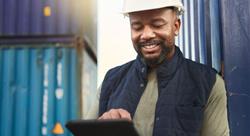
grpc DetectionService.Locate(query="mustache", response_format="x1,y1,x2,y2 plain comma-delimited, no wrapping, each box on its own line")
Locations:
138,40,163,47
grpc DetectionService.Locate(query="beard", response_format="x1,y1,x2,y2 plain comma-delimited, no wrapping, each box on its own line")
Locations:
135,39,171,66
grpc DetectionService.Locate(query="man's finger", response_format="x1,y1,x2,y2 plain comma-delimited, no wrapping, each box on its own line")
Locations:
98,108,131,121
118,109,132,121
99,112,112,120
109,109,121,119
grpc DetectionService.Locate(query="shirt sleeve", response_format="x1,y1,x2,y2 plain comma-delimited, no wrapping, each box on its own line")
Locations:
200,74,230,136
83,87,100,119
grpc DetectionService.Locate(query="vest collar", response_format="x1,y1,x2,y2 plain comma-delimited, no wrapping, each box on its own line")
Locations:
135,46,184,79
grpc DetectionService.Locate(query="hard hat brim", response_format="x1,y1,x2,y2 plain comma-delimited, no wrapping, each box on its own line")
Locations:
122,0,184,16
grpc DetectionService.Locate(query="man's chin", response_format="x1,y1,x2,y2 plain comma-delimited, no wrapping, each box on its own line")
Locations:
143,57,162,66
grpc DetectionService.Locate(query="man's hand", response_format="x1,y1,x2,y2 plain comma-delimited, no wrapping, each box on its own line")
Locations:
98,108,132,121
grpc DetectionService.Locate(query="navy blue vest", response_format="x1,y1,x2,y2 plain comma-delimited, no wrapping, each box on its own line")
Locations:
99,47,216,136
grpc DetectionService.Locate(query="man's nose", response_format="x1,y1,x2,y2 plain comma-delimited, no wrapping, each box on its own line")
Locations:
141,26,156,40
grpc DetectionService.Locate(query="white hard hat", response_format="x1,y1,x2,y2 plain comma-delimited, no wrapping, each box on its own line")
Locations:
122,0,184,15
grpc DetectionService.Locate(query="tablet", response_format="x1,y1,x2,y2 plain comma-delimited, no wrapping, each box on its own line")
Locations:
66,119,139,136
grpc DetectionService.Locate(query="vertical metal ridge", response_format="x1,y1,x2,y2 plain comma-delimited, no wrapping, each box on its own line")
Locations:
189,0,196,61
69,49,79,119
13,48,29,136
198,0,206,64
28,49,43,136
57,48,70,136
183,0,189,58
204,0,212,67
44,0,57,35
30,0,44,34
16,0,30,35
0,0,3,34
3,0,17,35
45,47,57,136
193,0,200,62
1,49,16,136
0,48,3,136
57,0,70,34
210,0,222,72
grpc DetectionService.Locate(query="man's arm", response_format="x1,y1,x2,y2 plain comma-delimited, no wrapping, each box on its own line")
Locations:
200,74,230,136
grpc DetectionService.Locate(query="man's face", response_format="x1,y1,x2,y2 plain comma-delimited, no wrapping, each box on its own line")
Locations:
129,8,180,66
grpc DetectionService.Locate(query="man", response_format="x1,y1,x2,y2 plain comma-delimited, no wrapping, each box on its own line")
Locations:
88,0,230,136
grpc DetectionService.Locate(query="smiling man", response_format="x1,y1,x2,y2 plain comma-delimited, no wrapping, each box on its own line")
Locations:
94,0,230,136
129,7,179,67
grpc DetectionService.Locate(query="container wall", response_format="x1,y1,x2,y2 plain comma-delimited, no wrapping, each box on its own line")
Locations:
0,0,87,36
178,0,222,72
0,0,97,58
220,0,250,136
179,0,250,135
0,36,82,136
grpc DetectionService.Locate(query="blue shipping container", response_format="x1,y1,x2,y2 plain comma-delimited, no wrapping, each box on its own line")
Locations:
0,36,85,136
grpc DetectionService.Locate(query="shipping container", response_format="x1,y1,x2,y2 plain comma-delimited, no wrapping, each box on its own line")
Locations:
178,0,250,136
0,0,97,55
220,0,250,136
0,35,97,136
177,0,222,73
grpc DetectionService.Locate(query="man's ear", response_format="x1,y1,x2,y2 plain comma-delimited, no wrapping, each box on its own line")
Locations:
174,18,181,36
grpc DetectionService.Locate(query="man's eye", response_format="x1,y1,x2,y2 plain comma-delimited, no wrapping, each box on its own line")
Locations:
132,24,143,30
152,23,165,28
152,20,166,28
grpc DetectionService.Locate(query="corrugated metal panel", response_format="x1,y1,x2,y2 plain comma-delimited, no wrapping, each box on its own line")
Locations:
30,0,43,35
0,0,3,34
220,0,250,136
0,0,97,57
0,0,87,36
0,36,84,136
28,48,43,136
178,0,222,72
17,0,30,35
197,0,206,64
180,1,250,135
210,0,222,71
2,0,17,35
57,0,70,34
44,0,57,34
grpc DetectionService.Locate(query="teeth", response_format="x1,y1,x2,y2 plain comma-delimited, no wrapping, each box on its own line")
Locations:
144,44,158,49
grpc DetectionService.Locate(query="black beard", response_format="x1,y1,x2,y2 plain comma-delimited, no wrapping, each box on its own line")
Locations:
135,40,171,66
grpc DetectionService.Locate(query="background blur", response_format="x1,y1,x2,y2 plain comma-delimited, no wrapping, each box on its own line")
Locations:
97,0,136,86
0,0,250,136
